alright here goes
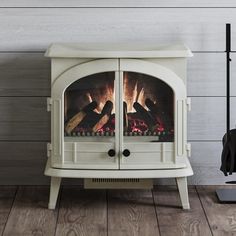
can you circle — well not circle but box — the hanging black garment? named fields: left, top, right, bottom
left=220, top=23, right=236, bottom=176
left=221, top=129, right=236, bottom=175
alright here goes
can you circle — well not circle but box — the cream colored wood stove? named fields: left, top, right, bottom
left=44, top=43, right=193, bottom=209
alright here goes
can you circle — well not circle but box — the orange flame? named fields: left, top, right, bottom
left=86, top=92, right=92, bottom=103
left=86, top=74, right=149, bottom=114
left=123, top=74, right=146, bottom=112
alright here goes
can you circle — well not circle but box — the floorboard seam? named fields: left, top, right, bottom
left=151, top=189, right=162, bottom=236
left=53, top=186, right=62, bottom=236
left=195, top=186, right=214, bottom=236
left=1, top=186, right=18, bottom=236
left=106, top=190, right=108, bottom=236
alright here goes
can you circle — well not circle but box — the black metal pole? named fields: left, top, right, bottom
left=216, top=23, right=236, bottom=203
left=226, top=23, right=231, bottom=140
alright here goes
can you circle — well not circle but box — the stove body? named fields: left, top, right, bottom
left=45, top=43, right=193, bottom=209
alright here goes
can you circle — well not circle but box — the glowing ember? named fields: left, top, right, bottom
left=129, top=118, right=148, bottom=132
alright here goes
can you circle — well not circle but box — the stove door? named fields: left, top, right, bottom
left=53, top=59, right=120, bottom=169
left=119, top=59, right=186, bottom=169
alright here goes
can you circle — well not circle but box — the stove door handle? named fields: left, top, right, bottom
left=108, top=149, right=116, bottom=157
left=122, top=149, right=131, bottom=157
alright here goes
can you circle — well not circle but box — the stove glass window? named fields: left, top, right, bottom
left=123, top=72, right=174, bottom=142
left=64, top=71, right=174, bottom=142
left=64, top=72, right=115, bottom=137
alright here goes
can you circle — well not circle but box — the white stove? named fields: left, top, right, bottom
left=44, top=43, right=193, bottom=209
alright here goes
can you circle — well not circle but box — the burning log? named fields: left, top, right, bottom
left=123, top=101, right=128, bottom=131
left=76, top=110, right=100, bottom=130
left=92, top=100, right=113, bottom=132
left=145, top=98, right=158, bottom=112
left=65, top=101, right=97, bottom=134
left=145, top=98, right=171, bottom=129
left=145, top=98, right=162, bottom=126
left=133, top=101, right=157, bottom=131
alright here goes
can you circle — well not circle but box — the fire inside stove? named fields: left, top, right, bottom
left=64, top=72, right=174, bottom=141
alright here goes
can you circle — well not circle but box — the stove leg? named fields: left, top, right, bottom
left=48, top=177, right=61, bottom=209
left=176, top=177, right=190, bottom=210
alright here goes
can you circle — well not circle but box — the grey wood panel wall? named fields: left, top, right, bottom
left=1, top=0, right=236, bottom=8
left=0, top=53, right=50, bottom=96
left=0, top=9, right=235, bottom=51
left=0, top=3, right=235, bottom=185
left=187, top=53, right=226, bottom=97
left=0, top=97, right=50, bottom=141
left=0, top=142, right=49, bottom=184
left=230, top=54, right=236, bottom=96
left=188, top=97, right=225, bottom=141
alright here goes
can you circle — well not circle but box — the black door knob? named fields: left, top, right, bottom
left=108, top=149, right=116, bottom=157
left=123, top=149, right=130, bottom=157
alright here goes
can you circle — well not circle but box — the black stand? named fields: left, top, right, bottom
left=216, top=189, right=236, bottom=203
left=216, top=23, right=236, bottom=203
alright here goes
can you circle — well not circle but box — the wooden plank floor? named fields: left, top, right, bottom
left=0, top=185, right=236, bottom=236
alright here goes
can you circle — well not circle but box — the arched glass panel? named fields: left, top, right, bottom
left=123, top=72, right=174, bottom=142
left=64, top=71, right=174, bottom=142
left=64, top=72, right=115, bottom=137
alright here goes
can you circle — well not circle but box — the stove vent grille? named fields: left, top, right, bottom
left=84, top=178, right=153, bottom=189
left=92, top=178, right=139, bottom=183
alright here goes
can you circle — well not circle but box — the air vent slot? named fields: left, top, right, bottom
left=84, top=178, right=153, bottom=189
